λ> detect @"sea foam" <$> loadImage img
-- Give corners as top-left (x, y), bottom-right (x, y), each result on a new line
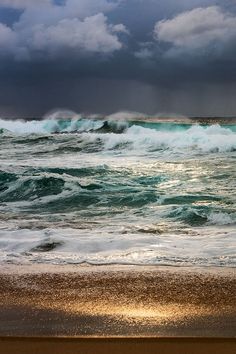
top-left (2, 117), bottom-right (235, 153)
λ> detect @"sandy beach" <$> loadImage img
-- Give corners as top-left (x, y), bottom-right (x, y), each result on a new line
top-left (0, 265), bottom-right (235, 336)
top-left (0, 265), bottom-right (235, 353)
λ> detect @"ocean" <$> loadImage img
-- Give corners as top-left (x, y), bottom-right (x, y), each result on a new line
top-left (0, 116), bottom-right (235, 267)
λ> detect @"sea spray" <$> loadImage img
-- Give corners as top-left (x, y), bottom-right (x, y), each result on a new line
top-left (0, 117), bottom-right (235, 153)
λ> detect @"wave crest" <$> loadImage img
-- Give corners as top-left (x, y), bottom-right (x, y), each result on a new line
top-left (0, 116), bottom-right (235, 153)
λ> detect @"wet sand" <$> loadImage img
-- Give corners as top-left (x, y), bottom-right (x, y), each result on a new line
top-left (0, 265), bottom-right (235, 353)
top-left (1, 337), bottom-right (236, 354)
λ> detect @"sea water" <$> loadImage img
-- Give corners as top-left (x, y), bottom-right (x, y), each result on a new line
top-left (0, 116), bottom-right (235, 266)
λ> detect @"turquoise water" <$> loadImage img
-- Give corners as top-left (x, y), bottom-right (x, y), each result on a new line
top-left (0, 117), bottom-right (235, 266)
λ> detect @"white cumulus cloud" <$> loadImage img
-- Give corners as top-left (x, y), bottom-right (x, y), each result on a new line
top-left (27, 14), bottom-right (125, 57)
top-left (0, 0), bottom-right (127, 60)
top-left (154, 6), bottom-right (236, 57)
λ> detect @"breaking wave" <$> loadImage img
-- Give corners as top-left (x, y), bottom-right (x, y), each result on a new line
top-left (0, 116), bottom-right (235, 154)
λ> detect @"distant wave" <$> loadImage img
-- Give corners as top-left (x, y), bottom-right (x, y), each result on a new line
top-left (0, 116), bottom-right (236, 154)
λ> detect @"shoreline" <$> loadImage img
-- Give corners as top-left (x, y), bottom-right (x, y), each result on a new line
top-left (0, 264), bottom-right (235, 337)
top-left (1, 262), bottom-right (235, 275)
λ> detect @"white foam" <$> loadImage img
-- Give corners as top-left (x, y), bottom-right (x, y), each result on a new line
top-left (81, 123), bottom-right (236, 153)
top-left (207, 212), bottom-right (235, 225)
top-left (0, 118), bottom-right (46, 135)
top-left (0, 117), bottom-right (235, 153)
top-left (0, 224), bottom-right (235, 266)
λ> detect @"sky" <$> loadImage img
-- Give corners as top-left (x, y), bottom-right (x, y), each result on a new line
top-left (0, 0), bottom-right (236, 118)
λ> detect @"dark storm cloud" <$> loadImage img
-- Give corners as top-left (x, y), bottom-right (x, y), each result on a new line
top-left (0, 0), bottom-right (236, 117)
